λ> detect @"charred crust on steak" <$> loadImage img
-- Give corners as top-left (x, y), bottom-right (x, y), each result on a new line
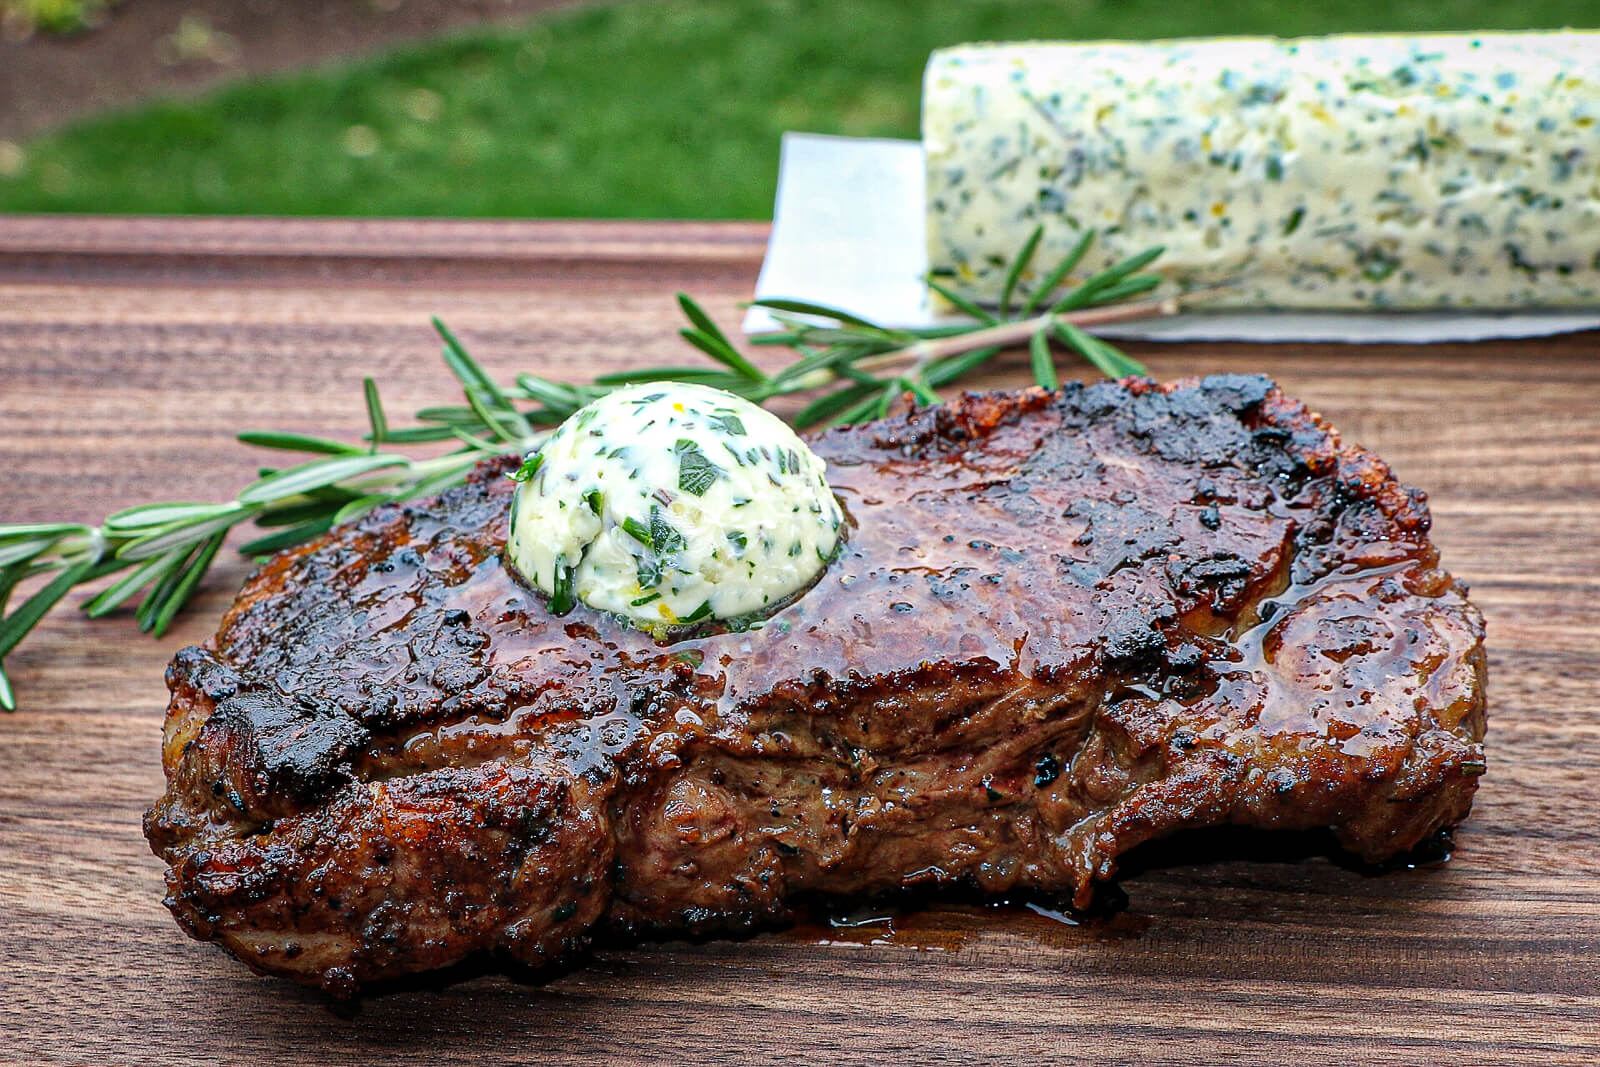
top-left (144, 375), bottom-right (1487, 991)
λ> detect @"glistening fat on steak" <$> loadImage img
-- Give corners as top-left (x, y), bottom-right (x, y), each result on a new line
top-left (144, 376), bottom-right (1487, 993)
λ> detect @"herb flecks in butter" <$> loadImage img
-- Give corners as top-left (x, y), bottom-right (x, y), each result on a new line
top-left (505, 383), bottom-right (844, 633)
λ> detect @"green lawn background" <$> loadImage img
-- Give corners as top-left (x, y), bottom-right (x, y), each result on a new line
top-left (2, 0), bottom-right (1596, 217)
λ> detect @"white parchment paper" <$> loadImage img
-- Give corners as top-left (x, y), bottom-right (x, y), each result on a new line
top-left (744, 133), bottom-right (1600, 344)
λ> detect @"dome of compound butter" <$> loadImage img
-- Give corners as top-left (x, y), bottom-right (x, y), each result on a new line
top-left (506, 383), bottom-right (844, 632)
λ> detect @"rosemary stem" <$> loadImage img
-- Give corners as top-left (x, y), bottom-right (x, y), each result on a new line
top-left (859, 293), bottom-right (1183, 376)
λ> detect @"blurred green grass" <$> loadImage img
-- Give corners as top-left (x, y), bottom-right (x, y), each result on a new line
top-left (1, 0), bottom-right (1595, 217)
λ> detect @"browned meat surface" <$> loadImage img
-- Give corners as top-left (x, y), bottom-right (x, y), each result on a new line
top-left (144, 376), bottom-right (1487, 994)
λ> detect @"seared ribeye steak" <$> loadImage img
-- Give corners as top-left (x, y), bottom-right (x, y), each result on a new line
top-left (145, 376), bottom-right (1486, 993)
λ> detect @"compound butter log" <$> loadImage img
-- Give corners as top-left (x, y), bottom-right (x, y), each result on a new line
top-left (923, 32), bottom-right (1600, 310)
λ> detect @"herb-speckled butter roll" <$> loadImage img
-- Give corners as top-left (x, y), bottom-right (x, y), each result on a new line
top-left (923, 33), bottom-right (1600, 310)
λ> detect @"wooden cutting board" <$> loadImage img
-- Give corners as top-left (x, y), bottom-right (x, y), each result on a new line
top-left (1, 216), bottom-right (1596, 1066)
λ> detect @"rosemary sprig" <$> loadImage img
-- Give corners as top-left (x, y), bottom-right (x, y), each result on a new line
top-left (742, 226), bottom-right (1175, 426)
top-left (0, 229), bottom-right (1182, 711)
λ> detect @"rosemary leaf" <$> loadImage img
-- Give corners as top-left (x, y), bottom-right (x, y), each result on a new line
top-left (1030, 329), bottom-right (1059, 391)
top-left (431, 317), bottom-right (489, 389)
top-left (304, 483), bottom-right (364, 504)
top-left (148, 531), bottom-right (226, 639)
top-left (84, 549), bottom-right (183, 618)
top-left (897, 323), bottom-right (986, 340)
top-left (0, 565), bottom-right (23, 618)
top-left (1109, 350), bottom-right (1149, 378)
top-left (1054, 320), bottom-right (1132, 380)
top-left (238, 519), bottom-right (335, 557)
top-left (0, 536), bottom-right (68, 569)
top-left (925, 279), bottom-right (998, 326)
top-left (105, 502), bottom-right (238, 532)
top-left (0, 559), bottom-right (95, 660)
top-left (513, 374), bottom-right (586, 414)
top-left (764, 309), bottom-right (913, 350)
top-left (377, 425), bottom-right (461, 445)
top-left (747, 297), bottom-right (881, 331)
top-left (678, 294), bottom-right (766, 382)
top-left (0, 662), bottom-right (12, 713)
top-left (678, 328), bottom-right (767, 383)
top-left (925, 345), bottom-right (1002, 387)
top-left (0, 522), bottom-right (90, 544)
top-left (839, 362), bottom-right (890, 387)
top-left (461, 384), bottom-right (520, 443)
top-left (237, 455), bottom-right (409, 507)
top-left (825, 385), bottom-right (893, 429)
top-left (237, 431), bottom-right (364, 456)
top-left (747, 332), bottom-right (806, 347)
top-left (394, 456), bottom-right (485, 504)
top-left (770, 344), bottom-right (874, 390)
top-left (249, 499), bottom-right (340, 529)
top-left (414, 405), bottom-right (487, 426)
top-left (763, 325), bottom-right (896, 348)
top-left (1022, 228), bottom-right (1098, 316)
top-left (434, 317), bottom-right (535, 440)
top-left (1055, 319), bottom-right (1147, 377)
top-left (999, 224), bottom-right (1045, 318)
top-left (1052, 246), bottom-right (1166, 312)
top-left (449, 428), bottom-right (506, 454)
top-left (333, 495), bottom-right (388, 525)
top-left (792, 380), bottom-right (881, 429)
top-left (0, 560), bottom-right (74, 621)
top-left (1078, 273), bottom-right (1162, 305)
top-left (1096, 338), bottom-right (1147, 377)
top-left (676, 292), bottom-right (736, 345)
top-left (135, 542), bottom-right (196, 634)
top-left (364, 377), bottom-right (388, 451)
top-left (118, 507), bottom-right (251, 562)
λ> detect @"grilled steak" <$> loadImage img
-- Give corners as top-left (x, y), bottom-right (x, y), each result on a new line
top-left (145, 376), bottom-right (1487, 993)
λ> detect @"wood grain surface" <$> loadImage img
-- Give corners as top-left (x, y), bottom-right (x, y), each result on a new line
top-left (1, 216), bottom-right (1596, 1066)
